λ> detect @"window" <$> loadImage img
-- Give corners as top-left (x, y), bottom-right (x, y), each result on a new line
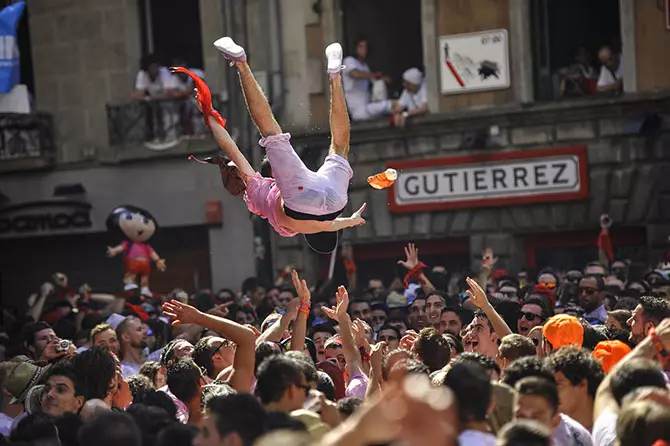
top-left (531, 0), bottom-right (621, 101)
top-left (340, 0), bottom-right (423, 97)
top-left (139, 0), bottom-right (204, 69)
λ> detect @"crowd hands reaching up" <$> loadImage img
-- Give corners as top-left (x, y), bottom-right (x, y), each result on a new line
top-left (1, 224), bottom-right (670, 445)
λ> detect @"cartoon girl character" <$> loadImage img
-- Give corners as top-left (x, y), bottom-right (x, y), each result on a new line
top-left (106, 205), bottom-right (166, 297)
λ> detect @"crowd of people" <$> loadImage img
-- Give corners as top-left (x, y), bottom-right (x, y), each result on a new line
top-left (0, 216), bottom-right (669, 446)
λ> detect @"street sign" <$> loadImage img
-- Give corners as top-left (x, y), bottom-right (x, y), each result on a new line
top-left (439, 29), bottom-right (510, 95)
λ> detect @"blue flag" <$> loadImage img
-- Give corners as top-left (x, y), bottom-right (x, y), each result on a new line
top-left (0, 1), bottom-right (25, 94)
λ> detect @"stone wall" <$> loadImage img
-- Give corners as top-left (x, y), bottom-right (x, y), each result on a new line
top-left (278, 94), bottom-right (670, 274)
top-left (27, 0), bottom-right (141, 164)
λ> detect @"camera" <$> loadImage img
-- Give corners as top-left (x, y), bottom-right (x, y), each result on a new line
top-left (55, 339), bottom-right (72, 353)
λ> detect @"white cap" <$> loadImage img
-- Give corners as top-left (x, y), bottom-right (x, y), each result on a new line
top-left (402, 67), bottom-right (424, 86)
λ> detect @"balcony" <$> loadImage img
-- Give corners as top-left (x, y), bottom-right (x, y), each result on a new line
top-left (106, 96), bottom-right (229, 162)
top-left (0, 112), bottom-right (55, 174)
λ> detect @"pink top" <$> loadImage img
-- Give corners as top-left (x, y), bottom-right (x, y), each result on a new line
top-left (121, 241), bottom-right (155, 259)
top-left (243, 173), bottom-right (297, 238)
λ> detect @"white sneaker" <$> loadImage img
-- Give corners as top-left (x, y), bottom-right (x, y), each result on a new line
top-left (141, 286), bottom-right (152, 297)
top-left (213, 37), bottom-right (247, 62)
top-left (325, 42), bottom-right (344, 74)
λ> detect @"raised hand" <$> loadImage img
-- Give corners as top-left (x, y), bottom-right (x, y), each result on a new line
top-left (399, 330), bottom-right (419, 351)
top-left (162, 299), bottom-right (202, 326)
top-left (465, 277), bottom-right (490, 310)
top-left (320, 286), bottom-right (350, 322)
top-left (106, 246), bottom-right (116, 258)
top-left (349, 203), bottom-right (367, 227)
top-left (370, 340), bottom-right (387, 372)
top-left (398, 242), bottom-right (420, 270)
top-left (207, 302), bottom-right (233, 319)
top-left (286, 297), bottom-right (300, 320)
top-left (156, 258), bottom-right (167, 272)
top-left (291, 269), bottom-right (311, 303)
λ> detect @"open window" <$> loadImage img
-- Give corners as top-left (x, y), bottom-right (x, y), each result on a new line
top-left (340, 0), bottom-right (423, 96)
top-left (531, 0), bottom-right (621, 101)
top-left (139, 0), bottom-right (204, 69)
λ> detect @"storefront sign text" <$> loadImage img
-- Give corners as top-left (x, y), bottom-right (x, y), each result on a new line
top-left (0, 200), bottom-right (92, 234)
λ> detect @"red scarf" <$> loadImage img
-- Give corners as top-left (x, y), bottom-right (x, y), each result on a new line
top-left (170, 67), bottom-right (227, 130)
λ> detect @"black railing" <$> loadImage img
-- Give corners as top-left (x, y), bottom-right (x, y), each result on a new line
top-left (0, 112), bottom-right (55, 162)
top-left (106, 96), bottom-right (228, 150)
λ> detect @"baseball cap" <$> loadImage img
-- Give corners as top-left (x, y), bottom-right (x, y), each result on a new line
top-left (542, 314), bottom-right (584, 349)
top-left (592, 340), bottom-right (632, 373)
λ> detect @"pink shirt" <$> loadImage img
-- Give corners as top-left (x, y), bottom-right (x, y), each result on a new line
top-left (243, 173), bottom-right (297, 238)
top-left (122, 241), bottom-right (155, 259)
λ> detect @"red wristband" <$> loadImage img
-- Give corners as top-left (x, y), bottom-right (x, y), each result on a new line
top-left (403, 262), bottom-right (427, 288)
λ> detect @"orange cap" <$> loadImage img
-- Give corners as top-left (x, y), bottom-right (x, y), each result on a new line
top-left (542, 314), bottom-right (584, 349)
top-left (592, 340), bottom-right (632, 373)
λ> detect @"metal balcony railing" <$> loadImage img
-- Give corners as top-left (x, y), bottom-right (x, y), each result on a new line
top-left (0, 112), bottom-right (55, 163)
top-left (106, 96), bottom-right (228, 151)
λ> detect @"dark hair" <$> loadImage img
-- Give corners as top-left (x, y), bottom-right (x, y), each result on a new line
top-left (445, 333), bottom-right (464, 354)
top-left (284, 351), bottom-right (318, 384)
top-left (44, 359), bottom-right (86, 401)
top-left (309, 323), bottom-right (337, 338)
top-left (617, 400), bottom-right (670, 446)
top-left (415, 328), bottom-right (451, 372)
top-left (501, 356), bottom-right (555, 388)
top-left (155, 423), bottom-right (200, 446)
top-left (201, 383), bottom-right (236, 410)
top-left (337, 397), bottom-right (363, 417)
top-left (638, 295), bottom-right (670, 326)
top-left (497, 419), bottom-right (552, 446)
top-left (349, 299), bottom-right (371, 310)
top-left (167, 359), bottom-right (202, 404)
top-left (140, 54), bottom-right (161, 72)
top-left (425, 291), bottom-right (447, 305)
top-left (545, 347), bottom-right (604, 399)
top-left (72, 346), bottom-right (117, 401)
top-left (10, 413), bottom-right (58, 443)
top-left (607, 309), bottom-right (632, 328)
top-left (582, 274), bottom-right (606, 290)
top-left (54, 412), bottom-right (83, 446)
top-left (126, 403), bottom-right (173, 446)
top-left (105, 205), bottom-right (158, 241)
top-left (472, 309), bottom-right (494, 332)
top-left (193, 336), bottom-right (220, 378)
top-left (523, 298), bottom-right (552, 320)
top-left (499, 334), bottom-right (536, 362)
top-left (255, 341), bottom-right (282, 375)
top-left (77, 411), bottom-right (142, 446)
top-left (159, 339), bottom-right (190, 368)
top-left (138, 361), bottom-right (162, 387)
top-left (381, 349), bottom-right (414, 382)
top-left (404, 358), bottom-right (430, 376)
top-left (444, 361), bottom-right (491, 423)
top-left (351, 36), bottom-right (368, 56)
top-left (278, 286), bottom-right (298, 298)
top-left (452, 351), bottom-right (500, 376)
top-left (316, 371), bottom-right (335, 401)
top-left (260, 156), bottom-right (272, 177)
top-left (207, 393), bottom-right (268, 446)
top-left (515, 376), bottom-right (559, 413)
top-left (377, 324), bottom-right (401, 340)
top-left (241, 277), bottom-right (262, 295)
top-left (138, 390), bottom-right (178, 421)
top-left (255, 355), bottom-right (304, 404)
top-left (127, 375), bottom-right (154, 403)
top-left (22, 321), bottom-right (52, 347)
top-left (610, 358), bottom-right (666, 406)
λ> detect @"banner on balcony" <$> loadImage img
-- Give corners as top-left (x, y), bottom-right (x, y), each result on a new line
top-left (0, 1), bottom-right (25, 94)
top-left (387, 146), bottom-right (589, 213)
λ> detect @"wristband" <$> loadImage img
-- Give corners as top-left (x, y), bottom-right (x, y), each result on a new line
top-left (299, 301), bottom-right (311, 316)
top-left (299, 308), bottom-right (310, 316)
top-left (403, 262), bottom-right (428, 288)
top-left (648, 326), bottom-right (668, 359)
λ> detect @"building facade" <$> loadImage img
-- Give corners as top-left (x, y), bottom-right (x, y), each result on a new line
top-left (0, 0), bottom-right (669, 306)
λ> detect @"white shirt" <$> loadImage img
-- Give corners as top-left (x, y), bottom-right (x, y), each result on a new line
top-left (342, 56), bottom-right (372, 107)
top-left (120, 360), bottom-right (142, 377)
top-left (135, 66), bottom-right (178, 98)
top-left (553, 413), bottom-right (594, 446)
top-left (172, 67), bottom-right (205, 93)
top-left (592, 409), bottom-right (618, 446)
top-left (597, 57), bottom-right (623, 88)
top-left (0, 413), bottom-right (14, 436)
top-left (458, 430), bottom-right (497, 446)
top-left (397, 82), bottom-right (427, 112)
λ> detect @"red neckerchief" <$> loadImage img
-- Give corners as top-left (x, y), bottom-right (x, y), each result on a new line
top-left (170, 67), bottom-right (226, 130)
top-left (403, 262), bottom-right (427, 289)
top-left (124, 302), bottom-right (150, 322)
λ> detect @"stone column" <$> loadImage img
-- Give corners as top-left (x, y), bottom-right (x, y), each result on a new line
top-left (421, 0), bottom-right (441, 113)
top-left (509, 0), bottom-right (534, 103)
top-left (618, 0), bottom-right (638, 93)
top-left (278, 0), bottom-right (310, 127)
top-left (199, 0), bottom-right (228, 95)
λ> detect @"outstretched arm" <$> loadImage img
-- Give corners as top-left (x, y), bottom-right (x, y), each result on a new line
top-left (288, 203), bottom-right (367, 234)
top-left (205, 115), bottom-right (256, 180)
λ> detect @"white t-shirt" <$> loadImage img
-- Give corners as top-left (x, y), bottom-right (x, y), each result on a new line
top-left (135, 67), bottom-right (178, 98)
top-left (342, 56), bottom-right (371, 107)
top-left (0, 412), bottom-right (14, 436)
top-left (120, 360), bottom-right (142, 377)
top-left (553, 413), bottom-right (594, 446)
top-left (458, 429), bottom-right (497, 446)
top-left (398, 82), bottom-right (427, 111)
top-left (592, 410), bottom-right (618, 446)
top-left (597, 57), bottom-right (623, 88)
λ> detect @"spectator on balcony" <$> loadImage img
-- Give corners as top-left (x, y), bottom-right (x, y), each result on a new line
top-left (558, 47), bottom-right (598, 97)
top-left (170, 57), bottom-right (206, 97)
top-left (392, 67), bottom-right (428, 129)
top-left (342, 38), bottom-right (395, 122)
top-left (170, 57), bottom-right (207, 137)
top-left (131, 54), bottom-right (178, 100)
top-left (596, 46), bottom-right (623, 94)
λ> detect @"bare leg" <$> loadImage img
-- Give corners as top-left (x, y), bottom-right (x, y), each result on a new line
top-left (328, 74), bottom-right (350, 158)
top-left (235, 62), bottom-right (282, 138)
top-left (208, 116), bottom-right (256, 180)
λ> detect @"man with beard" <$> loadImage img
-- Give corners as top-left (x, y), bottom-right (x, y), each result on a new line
top-left (579, 275), bottom-right (607, 325)
top-left (425, 292), bottom-right (446, 327)
top-left (518, 298), bottom-right (550, 337)
top-left (407, 297), bottom-right (428, 332)
top-left (626, 295), bottom-right (670, 345)
top-left (117, 316), bottom-right (148, 377)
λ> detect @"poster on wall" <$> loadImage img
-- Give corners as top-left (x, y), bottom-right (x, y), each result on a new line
top-left (438, 29), bottom-right (510, 94)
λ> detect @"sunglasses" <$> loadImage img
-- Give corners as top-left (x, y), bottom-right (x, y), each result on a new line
top-left (296, 383), bottom-right (311, 398)
top-left (539, 282), bottom-right (556, 289)
top-left (518, 311), bottom-right (542, 322)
